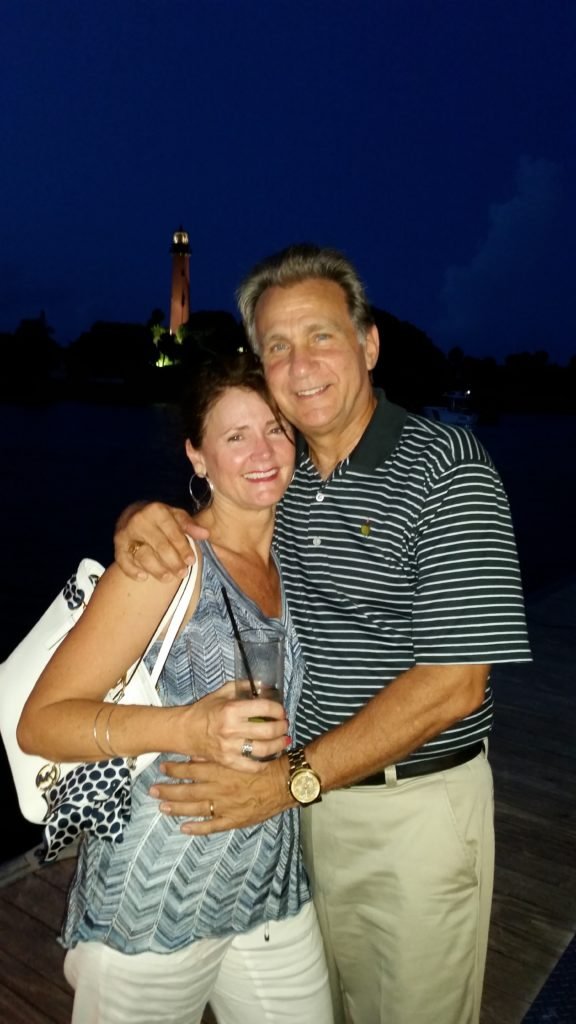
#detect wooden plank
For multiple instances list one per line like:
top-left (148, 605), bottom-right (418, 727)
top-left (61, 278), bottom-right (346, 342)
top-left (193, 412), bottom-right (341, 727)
top-left (0, 944), bottom-right (71, 1022)
top-left (478, 585), bottom-right (576, 1023)
top-left (481, 954), bottom-right (533, 1024)
top-left (494, 839), bottom-right (576, 888)
top-left (0, 872), bottom-right (69, 931)
top-left (494, 814), bottom-right (576, 874)
top-left (40, 857), bottom-right (77, 894)
top-left (0, 982), bottom-right (68, 1024)
top-left (0, 900), bottom-right (69, 989)
top-left (488, 906), bottom-right (573, 967)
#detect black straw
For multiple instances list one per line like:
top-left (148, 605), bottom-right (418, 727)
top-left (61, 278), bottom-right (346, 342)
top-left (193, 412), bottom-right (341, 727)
top-left (221, 586), bottom-right (258, 697)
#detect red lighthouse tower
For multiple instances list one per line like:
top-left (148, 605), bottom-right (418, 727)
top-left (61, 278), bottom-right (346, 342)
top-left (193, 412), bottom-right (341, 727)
top-left (169, 227), bottom-right (191, 336)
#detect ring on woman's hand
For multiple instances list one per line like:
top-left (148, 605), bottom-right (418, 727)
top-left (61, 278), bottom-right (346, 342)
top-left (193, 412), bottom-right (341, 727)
top-left (128, 540), bottom-right (145, 558)
top-left (209, 801), bottom-right (214, 818)
top-left (241, 739), bottom-right (254, 758)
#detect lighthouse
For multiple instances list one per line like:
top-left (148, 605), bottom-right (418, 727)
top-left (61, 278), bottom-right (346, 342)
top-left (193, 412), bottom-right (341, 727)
top-left (169, 227), bottom-right (191, 336)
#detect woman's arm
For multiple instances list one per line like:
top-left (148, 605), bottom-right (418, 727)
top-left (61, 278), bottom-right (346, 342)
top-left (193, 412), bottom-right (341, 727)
top-left (17, 563), bottom-right (288, 771)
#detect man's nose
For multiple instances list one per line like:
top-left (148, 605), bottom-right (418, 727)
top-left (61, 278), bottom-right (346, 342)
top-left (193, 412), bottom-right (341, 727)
top-left (288, 344), bottom-right (314, 376)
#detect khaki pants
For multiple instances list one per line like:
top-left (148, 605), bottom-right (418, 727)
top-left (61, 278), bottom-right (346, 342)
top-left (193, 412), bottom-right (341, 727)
top-left (301, 749), bottom-right (494, 1024)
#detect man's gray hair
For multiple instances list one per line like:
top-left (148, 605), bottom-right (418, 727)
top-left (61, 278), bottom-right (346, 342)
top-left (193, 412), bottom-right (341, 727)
top-left (236, 243), bottom-right (375, 352)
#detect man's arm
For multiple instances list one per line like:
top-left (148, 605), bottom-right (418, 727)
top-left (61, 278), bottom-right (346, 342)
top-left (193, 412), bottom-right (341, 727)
top-left (152, 660), bottom-right (489, 834)
top-left (306, 660), bottom-right (489, 787)
top-left (114, 501), bottom-right (207, 580)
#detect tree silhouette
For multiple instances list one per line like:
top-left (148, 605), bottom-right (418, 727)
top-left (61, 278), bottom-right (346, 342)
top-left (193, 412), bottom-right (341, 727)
top-left (66, 321), bottom-right (156, 381)
top-left (146, 308), bottom-right (166, 328)
top-left (371, 308), bottom-right (447, 410)
top-left (12, 312), bottom-right (61, 380)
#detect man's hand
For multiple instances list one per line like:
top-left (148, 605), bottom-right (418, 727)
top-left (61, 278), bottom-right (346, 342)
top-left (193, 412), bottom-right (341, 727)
top-left (114, 501), bottom-right (208, 581)
top-left (149, 756), bottom-right (292, 834)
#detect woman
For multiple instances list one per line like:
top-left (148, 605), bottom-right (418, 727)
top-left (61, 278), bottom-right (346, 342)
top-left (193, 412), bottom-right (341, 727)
top-left (18, 350), bottom-right (333, 1024)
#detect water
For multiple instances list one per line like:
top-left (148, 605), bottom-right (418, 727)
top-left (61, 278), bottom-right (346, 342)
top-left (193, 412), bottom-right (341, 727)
top-left (474, 414), bottom-right (576, 592)
top-left (1, 401), bottom-right (574, 860)
top-left (0, 400), bottom-right (189, 859)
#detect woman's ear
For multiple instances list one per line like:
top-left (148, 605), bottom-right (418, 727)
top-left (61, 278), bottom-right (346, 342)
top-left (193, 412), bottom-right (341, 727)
top-left (185, 439), bottom-right (207, 476)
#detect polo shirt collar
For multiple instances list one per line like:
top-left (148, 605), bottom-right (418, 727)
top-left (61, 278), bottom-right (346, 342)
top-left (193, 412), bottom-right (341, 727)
top-left (295, 389), bottom-right (408, 472)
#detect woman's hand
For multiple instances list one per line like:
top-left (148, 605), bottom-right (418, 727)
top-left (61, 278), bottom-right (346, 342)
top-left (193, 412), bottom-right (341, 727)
top-left (182, 681), bottom-right (290, 772)
top-left (114, 501), bottom-right (207, 581)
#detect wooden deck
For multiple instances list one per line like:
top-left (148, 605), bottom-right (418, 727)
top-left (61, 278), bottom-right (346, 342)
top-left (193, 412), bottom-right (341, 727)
top-left (481, 581), bottom-right (576, 1022)
top-left (0, 855), bottom-right (74, 1023)
top-left (0, 581), bottom-right (574, 1023)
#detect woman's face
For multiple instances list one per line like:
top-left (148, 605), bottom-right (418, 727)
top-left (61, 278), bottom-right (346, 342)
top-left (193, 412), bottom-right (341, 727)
top-left (185, 386), bottom-right (295, 512)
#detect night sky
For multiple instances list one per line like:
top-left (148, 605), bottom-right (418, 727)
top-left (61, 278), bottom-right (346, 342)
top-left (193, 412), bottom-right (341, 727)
top-left (2, 0), bottom-right (575, 362)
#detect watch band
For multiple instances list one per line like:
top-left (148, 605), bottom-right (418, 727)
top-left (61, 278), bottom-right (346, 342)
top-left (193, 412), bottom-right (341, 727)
top-left (287, 747), bottom-right (311, 774)
top-left (287, 746), bottom-right (322, 805)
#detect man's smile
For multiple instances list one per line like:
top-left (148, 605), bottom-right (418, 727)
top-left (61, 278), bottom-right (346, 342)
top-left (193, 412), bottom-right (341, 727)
top-left (295, 385), bottom-right (330, 398)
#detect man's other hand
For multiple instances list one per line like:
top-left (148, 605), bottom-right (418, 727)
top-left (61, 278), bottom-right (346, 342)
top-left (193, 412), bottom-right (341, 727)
top-left (114, 501), bottom-right (208, 581)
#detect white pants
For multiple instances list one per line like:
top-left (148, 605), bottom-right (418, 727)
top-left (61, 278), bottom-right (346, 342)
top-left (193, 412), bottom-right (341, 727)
top-left (302, 749), bottom-right (495, 1024)
top-left (64, 901), bottom-right (333, 1024)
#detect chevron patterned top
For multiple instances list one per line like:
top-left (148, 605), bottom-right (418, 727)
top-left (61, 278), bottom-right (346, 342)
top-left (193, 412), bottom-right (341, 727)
top-left (61, 541), bottom-right (311, 953)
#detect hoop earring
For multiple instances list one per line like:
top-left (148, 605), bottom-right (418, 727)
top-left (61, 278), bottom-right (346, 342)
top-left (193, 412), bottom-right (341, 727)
top-left (188, 472), bottom-right (214, 513)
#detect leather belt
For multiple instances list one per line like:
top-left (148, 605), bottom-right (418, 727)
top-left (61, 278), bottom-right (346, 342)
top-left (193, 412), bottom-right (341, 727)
top-left (352, 742), bottom-right (484, 787)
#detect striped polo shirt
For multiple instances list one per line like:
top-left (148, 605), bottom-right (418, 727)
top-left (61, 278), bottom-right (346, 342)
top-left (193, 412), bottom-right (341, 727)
top-left (274, 390), bottom-right (531, 763)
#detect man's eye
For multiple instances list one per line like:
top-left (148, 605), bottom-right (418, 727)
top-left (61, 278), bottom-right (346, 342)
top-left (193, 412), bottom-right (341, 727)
top-left (268, 341), bottom-right (287, 354)
top-left (315, 333), bottom-right (330, 342)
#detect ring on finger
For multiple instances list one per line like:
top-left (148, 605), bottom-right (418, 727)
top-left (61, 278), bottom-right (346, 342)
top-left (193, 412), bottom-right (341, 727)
top-left (128, 540), bottom-right (145, 558)
top-left (241, 739), bottom-right (253, 758)
top-left (209, 800), bottom-right (214, 818)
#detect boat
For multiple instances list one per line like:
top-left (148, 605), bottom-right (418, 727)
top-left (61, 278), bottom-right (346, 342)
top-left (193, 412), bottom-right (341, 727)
top-left (422, 390), bottom-right (478, 429)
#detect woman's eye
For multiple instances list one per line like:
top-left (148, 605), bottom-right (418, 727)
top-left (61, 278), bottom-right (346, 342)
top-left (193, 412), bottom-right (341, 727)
top-left (227, 433), bottom-right (243, 442)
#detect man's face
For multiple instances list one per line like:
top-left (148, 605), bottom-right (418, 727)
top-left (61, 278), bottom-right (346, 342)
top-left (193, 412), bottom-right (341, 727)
top-left (254, 279), bottom-right (379, 440)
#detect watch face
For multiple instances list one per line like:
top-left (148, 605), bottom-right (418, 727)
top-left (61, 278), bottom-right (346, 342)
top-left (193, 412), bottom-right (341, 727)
top-left (291, 769), bottom-right (321, 804)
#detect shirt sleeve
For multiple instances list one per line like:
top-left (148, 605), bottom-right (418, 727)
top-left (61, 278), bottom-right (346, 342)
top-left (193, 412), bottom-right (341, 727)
top-left (413, 458), bottom-right (532, 664)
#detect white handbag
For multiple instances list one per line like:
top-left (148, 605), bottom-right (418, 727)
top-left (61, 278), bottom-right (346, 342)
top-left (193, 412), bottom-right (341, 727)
top-left (0, 549), bottom-right (197, 825)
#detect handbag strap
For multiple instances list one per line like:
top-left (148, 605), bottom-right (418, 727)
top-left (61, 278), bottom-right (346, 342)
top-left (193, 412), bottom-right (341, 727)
top-left (121, 539), bottom-right (199, 695)
top-left (148, 548), bottom-right (199, 686)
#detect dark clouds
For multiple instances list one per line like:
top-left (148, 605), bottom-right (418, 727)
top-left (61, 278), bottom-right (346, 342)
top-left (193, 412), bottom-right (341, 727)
top-left (437, 158), bottom-right (575, 359)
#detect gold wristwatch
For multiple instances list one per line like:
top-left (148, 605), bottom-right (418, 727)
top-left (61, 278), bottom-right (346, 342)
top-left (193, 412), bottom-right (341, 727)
top-left (287, 747), bottom-right (322, 805)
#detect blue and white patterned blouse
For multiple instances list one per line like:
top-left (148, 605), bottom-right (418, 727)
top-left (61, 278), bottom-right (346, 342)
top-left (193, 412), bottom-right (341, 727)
top-left (61, 541), bottom-right (310, 954)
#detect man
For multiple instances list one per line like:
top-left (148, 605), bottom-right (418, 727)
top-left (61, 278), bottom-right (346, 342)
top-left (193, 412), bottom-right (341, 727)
top-left (116, 244), bottom-right (531, 1024)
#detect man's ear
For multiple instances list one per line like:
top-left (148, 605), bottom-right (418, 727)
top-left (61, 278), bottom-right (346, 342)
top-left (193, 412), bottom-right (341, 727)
top-left (364, 324), bottom-right (380, 371)
top-left (185, 439), bottom-right (207, 476)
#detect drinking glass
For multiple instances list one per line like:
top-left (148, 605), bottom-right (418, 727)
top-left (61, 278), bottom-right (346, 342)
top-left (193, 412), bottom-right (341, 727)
top-left (234, 630), bottom-right (285, 759)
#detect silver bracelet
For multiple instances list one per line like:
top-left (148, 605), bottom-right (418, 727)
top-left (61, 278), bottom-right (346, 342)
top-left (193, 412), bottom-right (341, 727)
top-left (104, 705), bottom-right (120, 757)
top-left (92, 705), bottom-right (110, 757)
